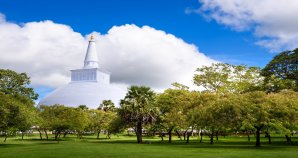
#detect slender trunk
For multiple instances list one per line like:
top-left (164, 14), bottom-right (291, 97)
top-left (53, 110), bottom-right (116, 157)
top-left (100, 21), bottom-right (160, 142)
top-left (97, 130), bottom-right (100, 139)
top-left (21, 131), bottom-right (24, 140)
top-left (57, 133), bottom-right (61, 143)
top-left (200, 132), bottom-right (203, 143)
top-left (247, 132), bottom-right (250, 142)
top-left (175, 130), bottom-right (182, 140)
top-left (216, 131), bottom-right (219, 141)
top-left (80, 131), bottom-right (83, 139)
top-left (37, 129), bottom-right (43, 140)
top-left (256, 128), bottom-right (261, 147)
top-left (186, 129), bottom-right (193, 143)
top-left (285, 135), bottom-right (293, 144)
top-left (4, 132), bottom-right (8, 142)
top-left (265, 127), bottom-right (271, 144)
top-left (44, 129), bottom-right (48, 140)
top-left (268, 132), bottom-right (271, 144)
top-left (55, 131), bottom-right (60, 141)
top-left (268, 134), bottom-right (271, 144)
top-left (63, 132), bottom-right (68, 138)
top-left (210, 131), bottom-right (214, 144)
top-left (107, 131), bottom-right (111, 139)
top-left (183, 130), bottom-right (187, 141)
top-left (136, 121), bottom-right (143, 143)
top-left (168, 127), bottom-right (173, 143)
top-left (159, 131), bottom-right (164, 141)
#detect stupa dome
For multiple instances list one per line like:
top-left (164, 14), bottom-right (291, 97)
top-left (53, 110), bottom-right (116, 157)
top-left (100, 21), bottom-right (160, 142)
top-left (38, 35), bottom-right (126, 109)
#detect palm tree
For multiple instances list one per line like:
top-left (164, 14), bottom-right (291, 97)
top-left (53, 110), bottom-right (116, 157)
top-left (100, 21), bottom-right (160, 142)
top-left (119, 85), bottom-right (157, 143)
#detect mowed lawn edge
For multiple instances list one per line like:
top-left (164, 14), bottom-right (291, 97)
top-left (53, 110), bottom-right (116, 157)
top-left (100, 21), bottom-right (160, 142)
top-left (0, 134), bottom-right (297, 158)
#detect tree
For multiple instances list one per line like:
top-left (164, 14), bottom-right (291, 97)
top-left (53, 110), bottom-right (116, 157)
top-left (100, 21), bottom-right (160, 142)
top-left (240, 91), bottom-right (295, 147)
top-left (98, 100), bottom-right (116, 112)
top-left (78, 105), bottom-right (89, 110)
top-left (262, 48), bottom-right (298, 92)
top-left (88, 109), bottom-right (106, 139)
top-left (119, 86), bottom-right (157, 143)
top-left (71, 108), bottom-right (90, 139)
top-left (0, 69), bottom-right (38, 141)
top-left (40, 105), bottom-right (90, 141)
top-left (194, 63), bottom-right (262, 93)
top-left (0, 93), bottom-right (36, 142)
top-left (155, 86), bottom-right (194, 143)
top-left (88, 109), bottom-right (119, 139)
top-left (0, 69), bottom-right (38, 100)
top-left (267, 90), bottom-right (298, 144)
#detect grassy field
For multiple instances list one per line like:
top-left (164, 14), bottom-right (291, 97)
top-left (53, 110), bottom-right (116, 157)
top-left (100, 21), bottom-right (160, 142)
top-left (0, 134), bottom-right (297, 158)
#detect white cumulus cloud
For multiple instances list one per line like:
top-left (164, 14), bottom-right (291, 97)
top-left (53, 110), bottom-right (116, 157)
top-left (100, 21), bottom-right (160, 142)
top-left (192, 0), bottom-right (298, 51)
top-left (0, 13), bottom-right (216, 91)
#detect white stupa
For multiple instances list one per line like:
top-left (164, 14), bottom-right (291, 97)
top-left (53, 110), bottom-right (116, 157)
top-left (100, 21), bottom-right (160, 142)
top-left (38, 35), bottom-right (126, 109)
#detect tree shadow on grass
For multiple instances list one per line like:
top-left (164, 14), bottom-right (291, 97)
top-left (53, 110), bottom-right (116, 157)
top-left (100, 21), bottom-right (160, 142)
top-left (88, 138), bottom-right (298, 150)
top-left (0, 143), bottom-right (26, 148)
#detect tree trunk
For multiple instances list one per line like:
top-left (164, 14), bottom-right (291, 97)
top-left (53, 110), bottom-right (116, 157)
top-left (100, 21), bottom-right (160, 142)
top-left (200, 132), bottom-right (203, 143)
top-left (216, 131), bottom-right (219, 141)
top-left (63, 131), bottom-right (68, 138)
top-left (57, 133), bottom-right (61, 143)
top-left (55, 131), bottom-right (60, 141)
top-left (268, 133), bottom-right (271, 144)
top-left (107, 131), bottom-right (111, 139)
top-left (210, 131), bottom-right (214, 144)
top-left (183, 130), bottom-right (187, 141)
top-left (186, 127), bottom-right (194, 144)
top-left (255, 127), bottom-right (261, 147)
top-left (168, 127), bottom-right (174, 143)
top-left (37, 129), bottom-right (43, 140)
top-left (97, 130), bottom-right (100, 139)
top-left (186, 129), bottom-right (193, 143)
top-left (4, 132), bottom-right (8, 142)
top-left (159, 131), bottom-right (164, 141)
top-left (285, 135), bottom-right (293, 144)
top-left (136, 121), bottom-right (143, 143)
top-left (175, 130), bottom-right (182, 140)
top-left (44, 129), bottom-right (48, 140)
top-left (21, 131), bottom-right (24, 140)
top-left (247, 132), bottom-right (250, 142)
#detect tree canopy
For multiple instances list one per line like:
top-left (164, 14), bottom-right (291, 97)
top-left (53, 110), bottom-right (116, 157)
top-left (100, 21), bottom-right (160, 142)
top-left (262, 48), bottom-right (298, 92)
top-left (119, 85), bottom-right (157, 143)
top-left (194, 63), bottom-right (262, 93)
top-left (0, 69), bottom-right (38, 100)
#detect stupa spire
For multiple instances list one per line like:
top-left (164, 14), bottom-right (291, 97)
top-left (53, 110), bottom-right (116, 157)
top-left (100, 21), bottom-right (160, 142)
top-left (84, 34), bottom-right (99, 68)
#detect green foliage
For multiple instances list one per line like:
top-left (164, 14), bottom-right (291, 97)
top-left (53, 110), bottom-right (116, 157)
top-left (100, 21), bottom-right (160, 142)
top-left (88, 109), bottom-right (119, 138)
top-left (39, 105), bottom-right (90, 140)
top-left (262, 48), bottom-right (298, 92)
top-left (0, 93), bottom-right (36, 141)
top-left (119, 85), bottom-right (157, 143)
top-left (78, 105), bottom-right (89, 110)
top-left (155, 87), bottom-right (194, 142)
top-left (98, 100), bottom-right (116, 112)
top-left (0, 69), bottom-right (38, 100)
top-left (194, 63), bottom-right (262, 93)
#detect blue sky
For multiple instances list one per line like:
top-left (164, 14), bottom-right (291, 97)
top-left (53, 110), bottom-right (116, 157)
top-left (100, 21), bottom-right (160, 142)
top-left (1, 0), bottom-right (297, 101)
top-left (0, 0), bottom-right (272, 67)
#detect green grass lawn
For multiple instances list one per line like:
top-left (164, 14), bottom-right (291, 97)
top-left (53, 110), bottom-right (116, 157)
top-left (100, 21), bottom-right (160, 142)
top-left (0, 134), bottom-right (297, 158)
